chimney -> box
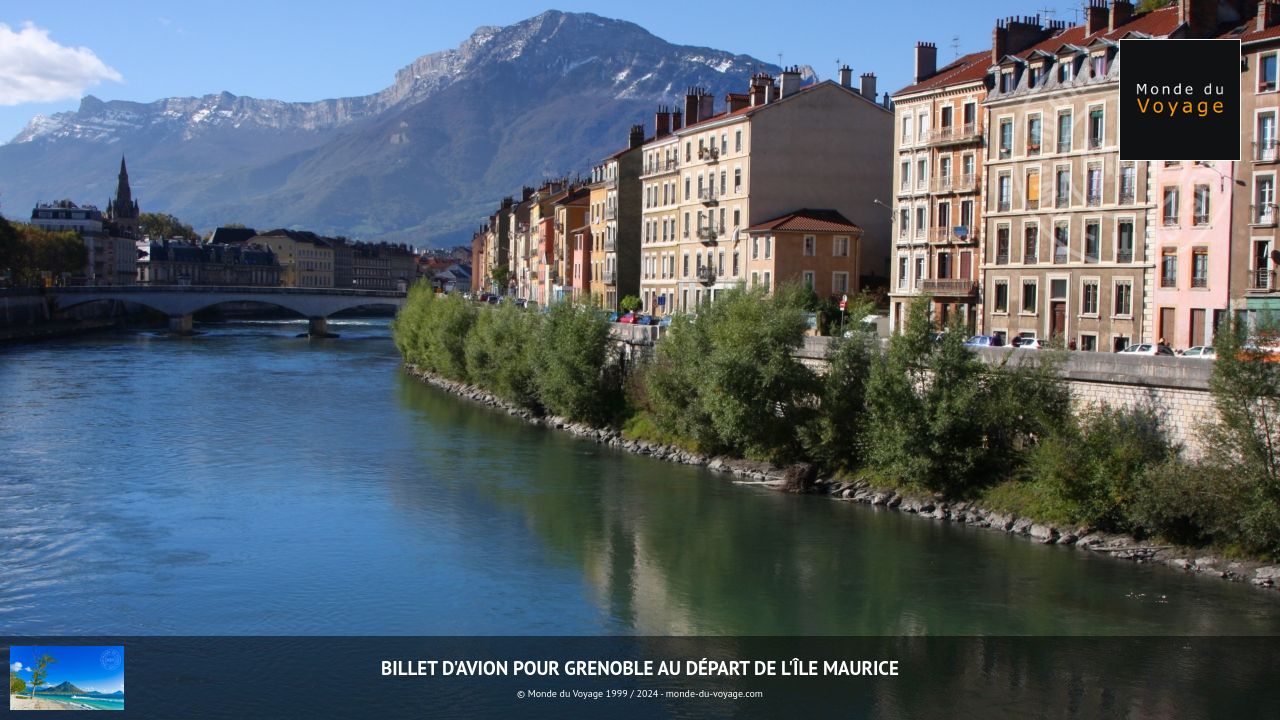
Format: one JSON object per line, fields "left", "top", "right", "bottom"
{"left": 522, "top": 186, "right": 534, "bottom": 202}
{"left": 654, "top": 106, "right": 671, "bottom": 138}
{"left": 671, "top": 110, "right": 682, "bottom": 130}
{"left": 764, "top": 78, "right": 779, "bottom": 103}
{"left": 778, "top": 66, "right": 801, "bottom": 98}
{"left": 683, "top": 87, "right": 702, "bottom": 125}
{"left": 1178, "top": 0, "right": 1217, "bottom": 38}
{"left": 749, "top": 74, "right": 770, "bottom": 106}
{"left": 1259, "top": 0, "right": 1280, "bottom": 30}
{"left": 915, "top": 42, "right": 938, "bottom": 83}
{"left": 698, "top": 89, "right": 714, "bottom": 120}
{"left": 992, "top": 16, "right": 1052, "bottom": 66}
{"left": 860, "top": 72, "right": 877, "bottom": 100}
{"left": 1086, "top": 0, "right": 1108, "bottom": 35}
{"left": 726, "top": 92, "right": 749, "bottom": 112}
{"left": 629, "top": 124, "right": 645, "bottom": 149}
{"left": 838, "top": 65, "right": 853, "bottom": 88}
{"left": 1109, "top": 0, "right": 1134, "bottom": 31}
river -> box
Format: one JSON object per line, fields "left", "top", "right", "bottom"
{"left": 1, "top": 317, "right": 1279, "bottom": 638}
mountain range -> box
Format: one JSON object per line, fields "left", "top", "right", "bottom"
{"left": 36, "top": 681, "right": 86, "bottom": 695}
{"left": 0, "top": 11, "right": 808, "bottom": 247}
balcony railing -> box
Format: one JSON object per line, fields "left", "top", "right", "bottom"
{"left": 697, "top": 225, "right": 722, "bottom": 242}
{"left": 995, "top": 252, "right": 1010, "bottom": 265}
{"left": 1027, "top": 142, "right": 1042, "bottom": 156}
{"left": 1024, "top": 247, "right": 1038, "bottom": 264}
{"left": 1163, "top": 215, "right": 1179, "bottom": 227}
{"left": 920, "top": 279, "right": 977, "bottom": 295}
{"left": 1088, "top": 136, "right": 1103, "bottom": 150}
{"left": 1055, "top": 195, "right": 1070, "bottom": 209}
{"left": 604, "top": 206, "right": 617, "bottom": 220}
{"left": 1117, "top": 248, "right": 1134, "bottom": 263}
{"left": 697, "top": 146, "right": 720, "bottom": 162}
{"left": 1086, "top": 194, "right": 1102, "bottom": 207}
{"left": 697, "top": 188, "right": 719, "bottom": 204}
{"left": 1253, "top": 204, "right": 1278, "bottom": 225}
{"left": 1194, "top": 213, "right": 1210, "bottom": 226}
{"left": 1026, "top": 197, "right": 1039, "bottom": 210}
{"left": 603, "top": 270, "right": 616, "bottom": 285}
{"left": 1053, "top": 247, "right": 1069, "bottom": 264}
{"left": 1252, "top": 268, "right": 1272, "bottom": 291}
{"left": 643, "top": 159, "right": 679, "bottom": 175}
{"left": 696, "top": 265, "right": 716, "bottom": 284}
{"left": 1057, "top": 140, "right": 1072, "bottom": 153}
{"left": 1119, "top": 190, "right": 1136, "bottom": 205}
{"left": 924, "top": 123, "right": 981, "bottom": 146}
{"left": 1255, "top": 140, "right": 1278, "bottom": 163}
{"left": 927, "top": 227, "right": 976, "bottom": 244}
{"left": 1191, "top": 275, "right": 1208, "bottom": 289}
{"left": 998, "top": 147, "right": 1012, "bottom": 160}
{"left": 997, "top": 200, "right": 1011, "bottom": 212}
{"left": 603, "top": 237, "right": 616, "bottom": 252}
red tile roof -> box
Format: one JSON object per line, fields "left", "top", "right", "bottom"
{"left": 745, "top": 209, "right": 862, "bottom": 234}
{"left": 893, "top": 50, "right": 990, "bottom": 97}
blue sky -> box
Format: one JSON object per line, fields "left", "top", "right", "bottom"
{"left": 0, "top": 1, "right": 1092, "bottom": 142}
{"left": 10, "top": 646, "right": 125, "bottom": 694}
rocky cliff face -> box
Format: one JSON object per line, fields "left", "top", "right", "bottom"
{"left": 1, "top": 11, "right": 811, "bottom": 245}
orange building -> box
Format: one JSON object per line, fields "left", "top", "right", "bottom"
{"left": 743, "top": 209, "right": 863, "bottom": 300}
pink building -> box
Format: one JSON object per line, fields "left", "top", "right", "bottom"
{"left": 1151, "top": 161, "right": 1234, "bottom": 350}
{"left": 570, "top": 224, "right": 591, "bottom": 301}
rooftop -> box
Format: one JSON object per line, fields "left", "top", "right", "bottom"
{"left": 745, "top": 208, "right": 862, "bottom": 234}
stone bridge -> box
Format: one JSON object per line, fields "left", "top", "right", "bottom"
{"left": 49, "top": 285, "right": 407, "bottom": 335}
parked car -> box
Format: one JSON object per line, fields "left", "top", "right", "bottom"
{"left": 487, "top": 295, "right": 500, "bottom": 304}
{"left": 635, "top": 314, "right": 655, "bottom": 326}
{"left": 963, "top": 335, "right": 1004, "bottom": 347}
{"left": 1014, "top": 337, "right": 1046, "bottom": 350}
{"left": 658, "top": 315, "right": 672, "bottom": 328}
{"left": 1119, "top": 343, "right": 1175, "bottom": 356}
{"left": 1180, "top": 346, "right": 1216, "bottom": 359}
{"left": 618, "top": 312, "right": 636, "bottom": 324}
{"left": 607, "top": 312, "right": 620, "bottom": 323}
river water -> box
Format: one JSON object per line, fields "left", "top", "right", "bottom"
{"left": 1, "top": 318, "right": 1279, "bottom": 638}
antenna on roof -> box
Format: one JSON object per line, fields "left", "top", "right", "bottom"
{"left": 777, "top": 52, "right": 783, "bottom": 68}
{"left": 950, "top": 36, "right": 961, "bottom": 58}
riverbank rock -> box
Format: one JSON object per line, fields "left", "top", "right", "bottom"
{"left": 1253, "top": 566, "right": 1280, "bottom": 588}
{"left": 1029, "top": 524, "right": 1059, "bottom": 544}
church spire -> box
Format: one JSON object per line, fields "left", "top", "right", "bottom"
{"left": 107, "top": 155, "right": 140, "bottom": 237}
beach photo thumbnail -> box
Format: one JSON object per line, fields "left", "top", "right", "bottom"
{"left": 9, "top": 646, "right": 124, "bottom": 711}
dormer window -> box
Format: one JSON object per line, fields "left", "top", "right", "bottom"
{"left": 1058, "top": 61, "right": 1071, "bottom": 83}
{"left": 1000, "top": 70, "right": 1015, "bottom": 93}
{"left": 1028, "top": 64, "right": 1042, "bottom": 87}
{"left": 1091, "top": 53, "right": 1108, "bottom": 78}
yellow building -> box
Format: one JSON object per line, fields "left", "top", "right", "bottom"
{"left": 251, "top": 230, "right": 334, "bottom": 288}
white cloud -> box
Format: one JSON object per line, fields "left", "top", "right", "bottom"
{"left": 10, "top": 661, "right": 21, "bottom": 672}
{"left": 0, "top": 22, "right": 122, "bottom": 106}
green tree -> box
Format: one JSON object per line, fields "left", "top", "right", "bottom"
{"left": 803, "top": 294, "right": 876, "bottom": 470}
{"left": 490, "top": 265, "right": 511, "bottom": 294}
{"left": 1137, "top": 0, "right": 1174, "bottom": 11}
{"left": 864, "top": 297, "right": 992, "bottom": 493}
{"left": 10, "top": 671, "right": 25, "bottom": 695}
{"left": 531, "top": 300, "right": 616, "bottom": 424}
{"left": 30, "top": 653, "right": 55, "bottom": 699}
{"left": 641, "top": 284, "right": 816, "bottom": 461}
{"left": 418, "top": 292, "right": 476, "bottom": 380}
{"left": 619, "top": 295, "right": 642, "bottom": 313}
{"left": 465, "top": 301, "right": 540, "bottom": 408}
{"left": 139, "top": 212, "right": 198, "bottom": 241}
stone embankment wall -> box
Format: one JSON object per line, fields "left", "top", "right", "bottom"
{"left": 610, "top": 328, "right": 1217, "bottom": 454}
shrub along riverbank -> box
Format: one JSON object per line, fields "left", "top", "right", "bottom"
{"left": 393, "top": 283, "right": 1280, "bottom": 562}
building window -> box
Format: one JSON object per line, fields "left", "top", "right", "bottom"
{"left": 1082, "top": 280, "right": 1099, "bottom": 315}
{"left": 898, "top": 208, "right": 909, "bottom": 238}
{"left": 1119, "top": 163, "right": 1137, "bottom": 204}
{"left": 898, "top": 256, "right": 908, "bottom": 288}
{"left": 1163, "top": 186, "right": 1180, "bottom": 226}
{"left": 833, "top": 272, "right": 849, "bottom": 294}
{"left": 1084, "top": 221, "right": 1100, "bottom": 263}
{"left": 900, "top": 161, "right": 910, "bottom": 190}
{"left": 764, "top": 237, "right": 773, "bottom": 259}
{"left": 1026, "top": 168, "right": 1040, "bottom": 209}
{"left": 1192, "top": 248, "right": 1209, "bottom": 288}
{"left": 1260, "top": 52, "right": 1278, "bottom": 93}
{"left": 683, "top": 253, "right": 690, "bottom": 277}
{"left": 902, "top": 116, "right": 912, "bottom": 143}
{"left": 735, "top": 130, "right": 742, "bottom": 153}
{"left": 1086, "top": 164, "right": 1103, "bottom": 206}
{"left": 993, "top": 280, "right": 1009, "bottom": 313}
{"left": 1057, "top": 111, "right": 1072, "bottom": 153}
{"left": 1258, "top": 111, "right": 1278, "bottom": 161}
{"left": 763, "top": 271, "right": 771, "bottom": 291}
{"left": 1055, "top": 167, "right": 1071, "bottom": 208}
{"left": 732, "top": 251, "right": 740, "bottom": 276}
{"left": 997, "top": 173, "right": 1011, "bottom": 211}
{"left": 833, "top": 236, "right": 849, "bottom": 257}
{"left": 1193, "top": 184, "right": 1211, "bottom": 225}
{"left": 803, "top": 271, "right": 815, "bottom": 288}
{"left": 1000, "top": 70, "right": 1015, "bottom": 93}
{"left": 1080, "top": 333, "right": 1097, "bottom": 352}
{"left": 995, "top": 225, "right": 1010, "bottom": 264}
{"left": 1091, "top": 53, "right": 1108, "bottom": 78}
{"left": 1117, "top": 220, "right": 1135, "bottom": 262}
{"left": 803, "top": 235, "right": 816, "bottom": 256}
{"left": 916, "top": 206, "right": 927, "bottom": 237}
{"left": 998, "top": 119, "right": 1012, "bottom": 158}
{"left": 1053, "top": 223, "right": 1069, "bottom": 264}
{"left": 1021, "top": 280, "right": 1038, "bottom": 315}
{"left": 1114, "top": 281, "right": 1133, "bottom": 317}
{"left": 1161, "top": 248, "right": 1178, "bottom": 287}
{"left": 1088, "top": 106, "right": 1104, "bottom": 149}
{"left": 1024, "top": 224, "right": 1039, "bottom": 264}
{"left": 1059, "top": 60, "right": 1072, "bottom": 84}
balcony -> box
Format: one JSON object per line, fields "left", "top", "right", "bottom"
{"left": 1255, "top": 140, "right": 1278, "bottom": 163}
{"left": 1252, "top": 268, "right": 1273, "bottom": 292}
{"left": 603, "top": 270, "right": 616, "bottom": 286}
{"left": 1086, "top": 193, "right": 1102, "bottom": 207}
{"left": 1117, "top": 248, "right": 1134, "bottom": 263}
{"left": 697, "top": 146, "right": 720, "bottom": 163}
{"left": 1053, "top": 247, "right": 1069, "bottom": 264}
{"left": 1026, "top": 197, "right": 1039, "bottom": 210}
{"left": 1194, "top": 213, "right": 1210, "bottom": 226}
{"left": 1057, "top": 140, "right": 1072, "bottom": 153}
{"left": 604, "top": 206, "right": 617, "bottom": 220}
{"left": 1088, "top": 136, "right": 1103, "bottom": 150}
{"left": 697, "top": 187, "right": 719, "bottom": 205}
{"left": 1027, "top": 142, "right": 1042, "bottom": 156}
{"left": 927, "top": 227, "right": 976, "bottom": 244}
{"left": 1253, "top": 204, "right": 1278, "bottom": 226}
{"left": 1055, "top": 195, "right": 1070, "bottom": 209}
{"left": 1024, "top": 247, "right": 1038, "bottom": 264}
{"left": 921, "top": 279, "right": 977, "bottom": 296}
{"left": 697, "top": 225, "right": 722, "bottom": 243}
{"left": 995, "top": 252, "right": 1010, "bottom": 265}
{"left": 696, "top": 265, "right": 716, "bottom": 284}
{"left": 924, "top": 123, "right": 981, "bottom": 147}
{"left": 1191, "top": 275, "right": 1208, "bottom": 289}
{"left": 1119, "top": 190, "right": 1136, "bottom": 205}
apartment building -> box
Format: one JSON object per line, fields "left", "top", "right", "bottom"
{"left": 587, "top": 170, "right": 610, "bottom": 304}
{"left": 1229, "top": 2, "right": 1280, "bottom": 325}
{"left": 890, "top": 48, "right": 988, "bottom": 333}
{"left": 639, "top": 108, "right": 683, "bottom": 315}
{"left": 505, "top": 189, "right": 533, "bottom": 297}
{"left": 1151, "top": 160, "right": 1234, "bottom": 348}
{"left": 551, "top": 186, "right": 590, "bottom": 304}
{"left": 252, "top": 230, "right": 335, "bottom": 288}
{"left": 743, "top": 209, "right": 862, "bottom": 300}
{"left": 601, "top": 127, "right": 644, "bottom": 311}
{"left": 641, "top": 68, "right": 892, "bottom": 314}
